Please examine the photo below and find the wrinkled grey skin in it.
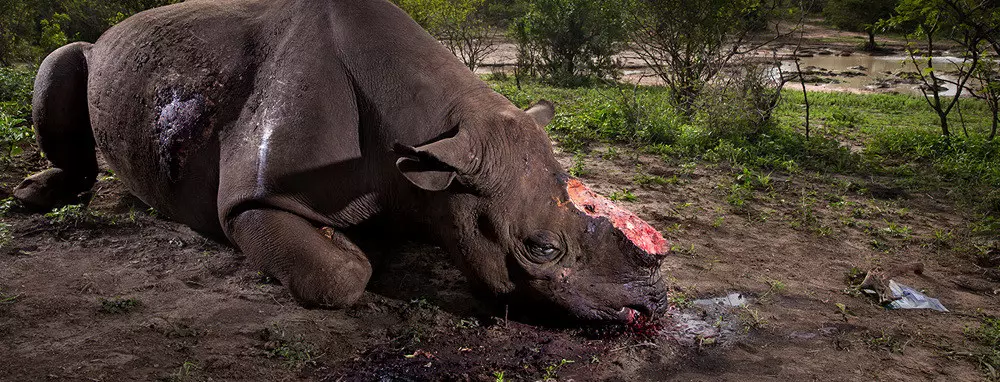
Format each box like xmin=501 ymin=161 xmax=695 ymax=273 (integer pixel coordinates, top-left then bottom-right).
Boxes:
xmin=14 ymin=0 xmax=668 ymax=322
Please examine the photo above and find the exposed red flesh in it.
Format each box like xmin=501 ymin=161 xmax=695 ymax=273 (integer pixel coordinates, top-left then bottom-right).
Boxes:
xmin=565 ymin=179 xmax=668 ymax=255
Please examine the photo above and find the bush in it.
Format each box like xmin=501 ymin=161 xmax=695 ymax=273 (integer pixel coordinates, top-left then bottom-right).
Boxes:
xmin=0 ymin=66 xmax=35 ymax=160
xmin=510 ymin=0 xmax=627 ymax=85
xmin=396 ymin=0 xmax=497 ymax=70
xmin=627 ymin=0 xmax=784 ymax=114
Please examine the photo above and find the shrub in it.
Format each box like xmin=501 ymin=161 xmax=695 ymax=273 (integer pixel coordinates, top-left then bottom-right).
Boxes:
xmin=510 ymin=0 xmax=627 ymax=85
xmin=627 ymin=0 xmax=784 ymax=115
xmin=0 ymin=66 xmax=35 ymax=161
xmin=396 ymin=0 xmax=497 ymax=70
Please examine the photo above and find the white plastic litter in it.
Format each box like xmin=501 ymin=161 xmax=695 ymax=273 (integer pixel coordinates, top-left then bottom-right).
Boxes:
xmin=693 ymin=293 xmax=748 ymax=308
xmin=886 ymin=280 xmax=948 ymax=312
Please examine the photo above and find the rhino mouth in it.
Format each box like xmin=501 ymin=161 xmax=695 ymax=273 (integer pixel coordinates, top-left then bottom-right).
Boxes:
xmin=619 ymin=306 xmax=643 ymax=324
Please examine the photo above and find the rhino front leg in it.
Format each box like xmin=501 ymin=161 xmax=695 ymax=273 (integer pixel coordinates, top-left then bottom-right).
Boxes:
xmin=226 ymin=208 xmax=372 ymax=308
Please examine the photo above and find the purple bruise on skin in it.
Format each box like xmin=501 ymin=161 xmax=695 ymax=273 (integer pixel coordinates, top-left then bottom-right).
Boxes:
xmin=155 ymin=90 xmax=209 ymax=179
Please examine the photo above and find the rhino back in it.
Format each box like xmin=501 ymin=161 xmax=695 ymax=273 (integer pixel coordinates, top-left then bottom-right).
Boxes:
xmin=86 ymin=0 xmax=272 ymax=233
xmin=81 ymin=0 xmax=498 ymax=234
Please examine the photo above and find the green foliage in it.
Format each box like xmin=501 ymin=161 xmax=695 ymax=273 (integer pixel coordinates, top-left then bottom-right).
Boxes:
xmin=39 ymin=13 xmax=71 ymax=55
xmin=541 ymin=358 xmax=574 ymax=380
xmin=0 ymin=66 xmax=35 ymax=161
xmin=98 ymin=296 xmax=141 ymax=314
xmin=628 ymin=0 xmax=782 ymax=113
xmin=0 ymin=0 xmax=181 ymax=64
xmin=510 ymin=0 xmax=627 ymax=85
xmin=44 ymin=204 xmax=111 ymax=225
xmin=396 ymin=0 xmax=496 ymax=70
xmin=0 ymin=222 xmax=12 ymax=248
xmin=0 ymin=113 xmax=31 ymax=158
xmin=608 ymin=188 xmax=637 ymax=202
xmin=262 ymin=325 xmax=318 ymax=368
xmin=966 ymin=317 xmax=1000 ymax=380
xmin=0 ymin=66 xmax=35 ymax=118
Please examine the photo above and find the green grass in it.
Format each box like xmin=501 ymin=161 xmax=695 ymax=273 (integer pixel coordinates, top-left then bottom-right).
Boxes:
xmin=98 ymin=297 xmax=141 ymax=314
xmin=487 ymin=76 xmax=1000 ymax=228
xmin=966 ymin=317 xmax=1000 ymax=380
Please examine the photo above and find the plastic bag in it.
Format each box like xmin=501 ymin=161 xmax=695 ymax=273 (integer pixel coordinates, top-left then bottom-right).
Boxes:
xmin=886 ymin=280 xmax=948 ymax=312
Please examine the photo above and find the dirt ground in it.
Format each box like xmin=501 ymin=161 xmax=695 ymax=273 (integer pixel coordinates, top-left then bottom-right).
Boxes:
xmin=1 ymin=136 xmax=997 ymax=382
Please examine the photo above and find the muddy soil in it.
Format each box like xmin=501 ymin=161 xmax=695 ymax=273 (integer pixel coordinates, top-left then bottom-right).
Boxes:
xmin=1 ymin=142 xmax=997 ymax=381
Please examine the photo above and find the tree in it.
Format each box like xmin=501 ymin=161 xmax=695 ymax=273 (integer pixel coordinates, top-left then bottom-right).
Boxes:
xmin=627 ymin=0 xmax=787 ymax=116
xmin=939 ymin=0 xmax=1000 ymax=140
xmin=397 ymin=0 xmax=497 ymax=71
xmin=0 ymin=0 xmax=180 ymax=64
xmin=890 ymin=0 xmax=989 ymax=138
xmin=510 ymin=0 xmax=628 ymax=85
xmin=823 ymin=0 xmax=899 ymax=51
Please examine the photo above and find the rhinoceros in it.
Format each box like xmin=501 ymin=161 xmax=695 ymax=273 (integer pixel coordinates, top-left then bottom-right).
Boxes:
xmin=14 ymin=0 xmax=670 ymax=323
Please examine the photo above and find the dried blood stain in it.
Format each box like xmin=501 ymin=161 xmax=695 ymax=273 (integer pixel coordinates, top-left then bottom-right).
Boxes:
xmin=565 ymin=178 xmax=668 ymax=255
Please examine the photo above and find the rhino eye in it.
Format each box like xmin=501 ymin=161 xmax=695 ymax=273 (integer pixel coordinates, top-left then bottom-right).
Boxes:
xmin=525 ymin=231 xmax=563 ymax=263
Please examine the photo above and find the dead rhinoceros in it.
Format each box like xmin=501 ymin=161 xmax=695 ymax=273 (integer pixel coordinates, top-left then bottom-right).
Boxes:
xmin=14 ymin=0 xmax=670 ymax=323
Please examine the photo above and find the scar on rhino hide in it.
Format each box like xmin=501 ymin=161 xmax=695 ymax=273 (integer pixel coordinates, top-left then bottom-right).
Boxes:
xmin=155 ymin=90 xmax=212 ymax=180
xmin=564 ymin=178 xmax=669 ymax=255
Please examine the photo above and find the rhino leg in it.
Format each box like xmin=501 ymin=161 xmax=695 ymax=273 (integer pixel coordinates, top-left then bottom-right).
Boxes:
xmin=14 ymin=42 xmax=98 ymax=210
xmin=226 ymin=208 xmax=372 ymax=308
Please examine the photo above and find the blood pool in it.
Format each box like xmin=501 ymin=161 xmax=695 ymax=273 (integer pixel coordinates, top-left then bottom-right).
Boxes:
xmin=565 ymin=178 xmax=668 ymax=255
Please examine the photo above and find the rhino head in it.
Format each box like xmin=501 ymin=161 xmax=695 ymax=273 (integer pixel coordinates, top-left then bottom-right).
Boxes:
xmin=394 ymin=100 xmax=669 ymax=323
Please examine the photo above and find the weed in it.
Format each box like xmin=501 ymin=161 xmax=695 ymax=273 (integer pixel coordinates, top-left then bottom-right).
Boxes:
xmin=966 ymin=317 xmax=1000 ymax=380
xmin=0 ymin=290 xmax=20 ymax=304
xmin=568 ymin=153 xmax=588 ymax=177
xmin=601 ymin=146 xmax=621 ymax=160
xmin=165 ymin=361 xmax=199 ymax=382
xmin=869 ymin=239 xmax=890 ymax=252
xmin=792 ymin=191 xmax=819 ymax=229
xmin=541 ymin=359 xmax=574 ymax=381
xmin=262 ymin=325 xmax=318 ymax=368
xmin=99 ymin=297 xmax=141 ymax=314
xmin=726 ymin=183 xmax=752 ymax=207
xmin=738 ymin=307 xmax=767 ymax=333
xmin=664 ymin=223 xmax=683 ymax=233
xmin=409 ymin=298 xmax=436 ymax=310
xmin=455 ymin=317 xmax=480 ymax=329
xmin=668 ymin=291 xmax=693 ymax=308
xmin=881 ymin=221 xmax=912 ymax=239
xmin=0 ymin=222 xmax=11 ymax=248
xmin=670 ymin=243 xmax=697 ymax=256
xmin=492 ymin=371 xmax=505 ymax=382
xmin=844 ymin=267 xmax=867 ymax=287
xmin=815 ymin=225 xmax=834 ymax=236
xmin=865 ymin=330 xmax=909 ymax=354
xmin=44 ymin=204 xmax=109 ymax=226
xmin=711 ymin=216 xmax=725 ymax=228
xmin=932 ymin=229 xmax=954 ymax=247
xmin=760 ymin=280 xmax=787 ymax=301
xmin=0 ymin=197 xmax=19 ymax=217
xmin=608 ymin=189 xmax=637 ymax=202
xmin=633 ymin=173 xmax=675 ymax=186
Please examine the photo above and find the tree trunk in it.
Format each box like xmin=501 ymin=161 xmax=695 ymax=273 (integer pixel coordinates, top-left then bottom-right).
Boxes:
xmin=939 ymin=112 xmax=950 ymax=137
xmin=990 ymin=108 xmax=998 ymax=141
xmin=866 ymin=31 xmax=877 ymax=51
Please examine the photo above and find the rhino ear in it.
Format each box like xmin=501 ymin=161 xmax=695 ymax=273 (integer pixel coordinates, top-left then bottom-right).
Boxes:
xmin=525 ymin=100 xmax=555 ymax=128
xmin=393 ymin=132 xmax=476 ymax=192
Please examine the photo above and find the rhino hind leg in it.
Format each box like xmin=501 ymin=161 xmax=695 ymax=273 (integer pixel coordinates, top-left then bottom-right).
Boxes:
xmin=14 ymin=42 xmax=98 ymax=210
xmin=227 ymin=208 xmax=373 ymax=308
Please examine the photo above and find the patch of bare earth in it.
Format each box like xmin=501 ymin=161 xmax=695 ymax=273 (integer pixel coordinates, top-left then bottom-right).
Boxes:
xmin=1 ymin=143 xmax=996 ymax=381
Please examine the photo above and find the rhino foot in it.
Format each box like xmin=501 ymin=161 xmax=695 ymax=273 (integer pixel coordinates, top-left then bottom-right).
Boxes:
xmin=227 ymin=208 xmax=373 ymax=309
xmin=13 ymin=168 xmax=93 ymax=211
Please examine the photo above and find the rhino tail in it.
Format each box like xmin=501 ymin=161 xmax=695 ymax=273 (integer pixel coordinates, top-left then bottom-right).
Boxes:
xmin=13 ymin=42 xmax=98 ymax=211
